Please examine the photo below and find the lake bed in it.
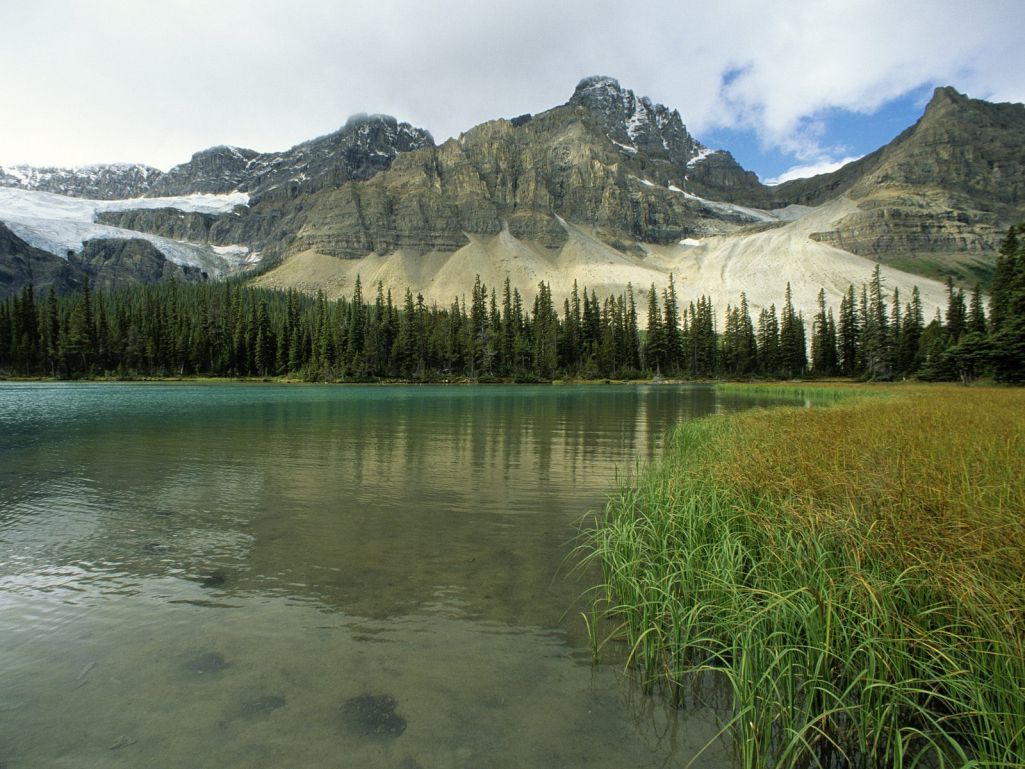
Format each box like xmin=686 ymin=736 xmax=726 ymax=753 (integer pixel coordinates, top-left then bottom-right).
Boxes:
xmin=0 ymin=383 xmax=795 ymax=768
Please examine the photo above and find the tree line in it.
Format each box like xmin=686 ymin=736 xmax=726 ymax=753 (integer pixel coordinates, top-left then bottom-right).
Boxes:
xmin=1 ymin=224 xmax=1023 ymax=383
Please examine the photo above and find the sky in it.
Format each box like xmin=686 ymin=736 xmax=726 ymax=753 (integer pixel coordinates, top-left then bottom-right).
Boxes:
xmin=2 ymin=0 xmax=1023 ymax=184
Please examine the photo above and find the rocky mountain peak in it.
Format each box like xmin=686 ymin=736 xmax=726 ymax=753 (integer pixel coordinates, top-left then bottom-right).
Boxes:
xmin=136 ymin=114 xmax=435 ymax=200
xmin=568 ymin=75 xmax=708 ymax=169
xmin=330 ymin=113 xmax=435 ymax=156
xmin=927 ymin=85 xmax=970 ymax=109
xmin=0 ymin=162 xmax=162 ymax=199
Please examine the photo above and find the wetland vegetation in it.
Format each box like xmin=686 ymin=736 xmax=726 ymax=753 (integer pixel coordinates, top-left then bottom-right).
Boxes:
xmin=584 ymin=384 xmax=1025 ymax=768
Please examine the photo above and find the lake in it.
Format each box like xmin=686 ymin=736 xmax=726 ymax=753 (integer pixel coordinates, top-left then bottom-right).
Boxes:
xmin=0 ymin=383 xmax=792 ymax=768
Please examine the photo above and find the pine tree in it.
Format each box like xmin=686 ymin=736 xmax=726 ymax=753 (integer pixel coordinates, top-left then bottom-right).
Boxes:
xmin=897 ymin=286 xmax=925 ymax=375
xmin=532 ymin=282 xmax=558 ymax=379
xmin=625 ymin=284 xmax=641 ymax=373
xmin=967 ymin=283 xmax=987 ymax=335
xmin=811 ymin=289 xmax=837 ymax=376
xmin=45 ymin=285 xmax=61 ymax=375
xmin=779 ymin=283 xmax=806 ymax=377
xmin=644 ymin=285 xmax=665 ymax=374
xmin=861 ymin=266 xmax=891 ymax=380
xmin=989 ymin=224 xmax=1025 ymax=382
xmin=757 ymin=305 xmax=781 ymax=376
xmin=944 ymin=276 xmax=966 ymax=341
xmin=662 ymin=274 xmax=682 ymax=372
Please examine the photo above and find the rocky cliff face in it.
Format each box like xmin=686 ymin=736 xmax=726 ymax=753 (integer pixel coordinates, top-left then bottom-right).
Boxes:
xmin=285 ymin=78 xmax=774 ymax=260
xmin=147 ymin=114 xmax=434 ymax=200
xmin=0 ymin=163 xmax=161 ymax=200
xmin=0 ymin=115 xmax=433 ymax=203
xmin=0 ymin=222 xmax=77 ymax=296
xmin=72 ymin=239 xmax=207 ymax=291
xmin=0 ymin=222 xmax=204 ymax=298
xmin=567 ymin=76 xmax=764 ymax=201
xmin=3 ymin=79 xmax=1023 ymax=297
xmin=775 ymin=87 xmax=1025 ymax=280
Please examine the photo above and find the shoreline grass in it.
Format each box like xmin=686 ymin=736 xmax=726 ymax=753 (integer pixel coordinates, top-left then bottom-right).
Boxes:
xmin=582 ymin=385 xmax=1025 ymax=768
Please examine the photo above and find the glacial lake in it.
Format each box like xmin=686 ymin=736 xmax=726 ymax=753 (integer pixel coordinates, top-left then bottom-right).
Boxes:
xmin=0 ymin=383 xmax=795 ymax=769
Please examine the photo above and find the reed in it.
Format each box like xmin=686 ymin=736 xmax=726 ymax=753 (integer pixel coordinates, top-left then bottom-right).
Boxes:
xmin=583 ymin=385 xmax=1025 ymax=768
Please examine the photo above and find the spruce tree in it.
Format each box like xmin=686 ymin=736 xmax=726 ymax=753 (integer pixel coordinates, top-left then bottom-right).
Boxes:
xmin=757 ymin=305 xmax=781 ymax=377
xmin=779 ymin=283 xmax=806 ymax=377
xmin=989 ymin=224 xmax=1025 ymax=382
xmin=662 ymin=275 xmax=682 ymax=372
xmin=644 ymin=285 xmax=665 ymax=374
xmin=811 ymin=288 xmax=837 ymax=376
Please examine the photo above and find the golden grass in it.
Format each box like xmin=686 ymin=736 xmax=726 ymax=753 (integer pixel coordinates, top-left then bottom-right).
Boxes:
xmin=585 ymin=383 xmax=1025 ymax=767
xmin=695 ymin=386 xmax=1025 ymax=612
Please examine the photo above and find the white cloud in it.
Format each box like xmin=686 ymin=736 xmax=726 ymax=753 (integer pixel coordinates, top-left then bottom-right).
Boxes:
xmin=0 ymin=0 xmax=1022 ymax=173
xmin=764 ymin=156 xmax=864 ymax=186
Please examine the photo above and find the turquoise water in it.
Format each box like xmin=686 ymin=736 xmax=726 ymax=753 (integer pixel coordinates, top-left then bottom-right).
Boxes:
xmin=0 ymin=383 xmax=791 ymax=768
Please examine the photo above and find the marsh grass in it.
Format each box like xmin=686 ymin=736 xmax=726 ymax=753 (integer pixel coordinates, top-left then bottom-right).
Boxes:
xmin=583 ymin=386 xmax=1025 ymax=768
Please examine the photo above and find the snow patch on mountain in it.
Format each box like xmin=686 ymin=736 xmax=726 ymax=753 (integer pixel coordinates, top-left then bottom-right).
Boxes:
xmin=0 ymin=187 xmax=252 ymax=274
xmin=667 ymin=185 xmax=780 ymax=223
xmin=687 ymin=148 xmax=718 ymax=167
xmin=0 ymin=162 xmax=162 ymax=199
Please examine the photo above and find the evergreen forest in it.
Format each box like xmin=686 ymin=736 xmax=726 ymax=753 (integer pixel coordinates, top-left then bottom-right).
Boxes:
xmin=2 ymin=225 xmax=1024 ymax=383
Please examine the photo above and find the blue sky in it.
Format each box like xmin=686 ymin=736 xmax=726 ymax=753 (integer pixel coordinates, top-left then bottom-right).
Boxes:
xmin=703 ymin=85 xmax=938 ymax=183
xmin=1 ymin=1 xmax=1022 ymax=185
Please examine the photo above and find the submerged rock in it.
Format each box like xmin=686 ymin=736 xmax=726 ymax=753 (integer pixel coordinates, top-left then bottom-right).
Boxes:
xmin=239 ymin=693 xmax=286 ymax=719
xmin=183 ymin=651 xmax=230 ymax=676
xmin=198 ymin=570 xmax=229 ymax=588
xmin=340 ymin=693 xmax=406 ymax=739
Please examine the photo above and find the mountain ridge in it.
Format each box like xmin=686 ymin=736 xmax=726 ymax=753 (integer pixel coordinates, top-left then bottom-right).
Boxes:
xmin=0 ymin=114 xmax=434 ymax=202
xmin=2 ymin=78 xmax=1023 ymax=309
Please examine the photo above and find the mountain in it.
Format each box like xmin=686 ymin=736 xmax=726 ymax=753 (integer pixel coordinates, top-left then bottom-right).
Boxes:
xmin=248 ymin=78 xmax=993 ymax=316
xmin=0 ymin=222 xmax=76 ymax=296
xmin=0 ymin=163 xmax=161 ymax=200
xmin=0 ymin=221 xmax=203 ymax=297
xmin=146 ymin=114 xmax=434 ymax=200
xmin=266 ymin=76 xmax=781 ymax=264
xmin=762 ymin=86 xmax=1025 ymax=283
xmin=0 ymin=115 xmax=434 ymax=295
xmin=0 ymin=114 xmax=433 ymax=202
xmin=2 ymin=78 xmax=1022 ymax=320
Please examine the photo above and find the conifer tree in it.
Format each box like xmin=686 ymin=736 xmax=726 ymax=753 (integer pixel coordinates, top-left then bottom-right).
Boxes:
xmin=644 ymin=285 xmax=665 ymax=374
xmin=662 ymin=274 xmax=682 ymax=372
xmin=837 ymin=285 xmax=859 ymax=376
xmin=811 ymin=289 xmax=837 ymax=376
xmin=989 ymin=224 xmax=1025 ymax=382
xmin=897 ymin=286 xmax=925 ymax=375
xmin=860 ymin=267 xmax=891 ymax=379
xmin=779 ymin=283 xmax=806 ymax=377
xmin=967 ymin=283 xmax=987 ymax=335
xmin=757 ymin=304 xmax=781 ymax=376
xmin=45 ymin=285 xmax=61 ymax=375
xmin=624 ymin=284 xmax=641 ymax=373
xmin=944 ymin=276 xmax=966 ymax=341
xmin=532 ymin=282 xmax=558 ymax=378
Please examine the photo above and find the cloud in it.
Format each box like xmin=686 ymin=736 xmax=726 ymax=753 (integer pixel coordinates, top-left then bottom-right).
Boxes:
xmin=0 ymin=0 xmax=1023 ymax=173
xmin=764 ymin=156 xmax=864 ymax=186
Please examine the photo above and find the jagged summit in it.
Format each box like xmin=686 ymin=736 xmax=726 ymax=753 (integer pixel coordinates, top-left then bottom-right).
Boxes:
xmin=0 ymin=114 xmax=435 ymax=202
xmin=0 ymin=162 xmax=162 ymax=199
xmin=560 ymin=75 xmax=764 ymax=200
xmin=3 ymin=78 xmax=1023 ymax=301
xmin=569 ymin=75 xmax=706 ymax=162
xmin=147 ymin=113 xmax=434 ymax=199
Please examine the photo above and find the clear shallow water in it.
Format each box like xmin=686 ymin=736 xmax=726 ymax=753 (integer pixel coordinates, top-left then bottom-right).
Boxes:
xmin=0 ymin=383 xmax=793 ymax=769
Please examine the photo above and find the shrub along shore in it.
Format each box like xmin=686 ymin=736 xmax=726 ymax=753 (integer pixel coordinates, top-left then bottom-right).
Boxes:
xmin=583 ymin=383 xmax=1025 ymax=768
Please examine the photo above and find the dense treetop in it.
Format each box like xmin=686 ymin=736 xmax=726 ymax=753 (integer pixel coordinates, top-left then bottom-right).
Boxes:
xmin=2 ymin=224 xmax=1023 ymax=383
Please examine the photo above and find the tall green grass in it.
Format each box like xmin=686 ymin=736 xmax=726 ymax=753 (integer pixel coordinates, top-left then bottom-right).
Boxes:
xmin=583 ymin=386 xmax=1025 ymax=768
